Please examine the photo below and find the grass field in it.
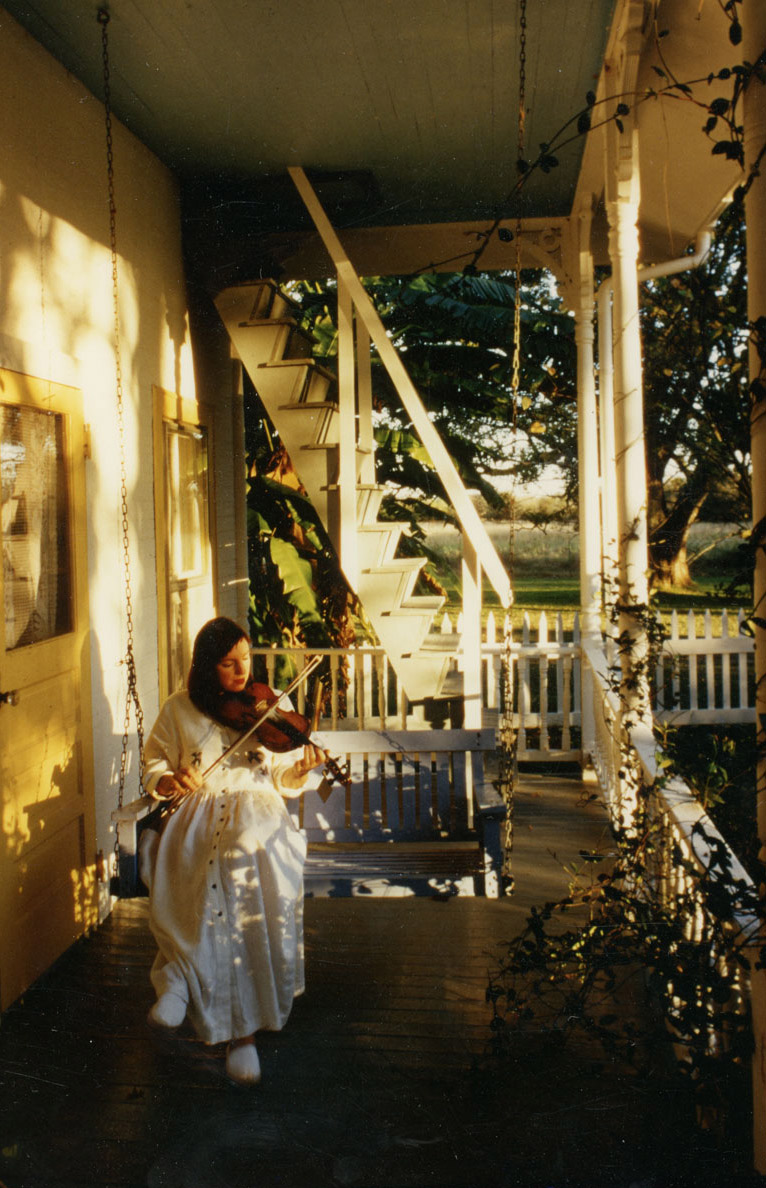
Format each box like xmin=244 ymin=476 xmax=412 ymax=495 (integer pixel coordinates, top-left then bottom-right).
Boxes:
xmin=424 ymin=520 xmax=751 ymax=632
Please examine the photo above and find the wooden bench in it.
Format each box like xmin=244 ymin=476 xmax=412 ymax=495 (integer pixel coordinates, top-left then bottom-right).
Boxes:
xmin=112 ymin=728 xmax=507 ymax=899
xmin=295 ymin=728 xmax=505 ymax=897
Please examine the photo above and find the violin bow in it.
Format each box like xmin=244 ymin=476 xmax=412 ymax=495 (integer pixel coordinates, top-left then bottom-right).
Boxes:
xmin=199 ymin=654 xmax=324 ymax=783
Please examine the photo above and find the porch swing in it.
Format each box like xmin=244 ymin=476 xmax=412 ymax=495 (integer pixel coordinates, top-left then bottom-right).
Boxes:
xmin=107 ymin=6 xmax=514 ymax=899
xmin=95 ymin=13 xmax=326 ymax=896
xmin=97 ymin=12 xmax=345 ymax=895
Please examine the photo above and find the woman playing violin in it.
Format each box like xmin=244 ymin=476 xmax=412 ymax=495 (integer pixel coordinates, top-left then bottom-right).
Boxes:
xmin=141 ymin=616 xmax=325 ymax=1085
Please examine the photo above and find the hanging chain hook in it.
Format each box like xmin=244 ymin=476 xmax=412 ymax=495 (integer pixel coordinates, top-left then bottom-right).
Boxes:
xmin=99 ymin=7 xmax=145 ymax=811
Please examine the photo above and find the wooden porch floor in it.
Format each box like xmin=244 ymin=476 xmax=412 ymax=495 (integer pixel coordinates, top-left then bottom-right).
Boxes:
xmin=0 ymin=774 xmax=748 ymax=1188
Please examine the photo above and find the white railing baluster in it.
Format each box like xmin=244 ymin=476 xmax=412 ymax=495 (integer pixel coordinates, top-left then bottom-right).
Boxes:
xmin=721 ymin=610 xmax=732 ymax=711
xmin=687 ymin=609 xmax=698 ymax=715
xmin=572 ymin=613 xmax=581 ymax=718
xmin=486 ymin=612 xmax=497 ymax=709
xmin=704 ymin=610 xmax=715 ymax=711
xmin=538 ymin=611 xmax=549 ymax=754
xmin=397 ymin=671 xmax=408 ymax=729
xmin=737 ymin=608 xmax=748 ymax=709
xmin=374 ymin=649 xmax=387 ymax=729
xmin=555 ymin=614 xmax=564 ymax=718
xmin=518 ymin=612 xmax=531 ymax=756
xmin=670 ymin=610 xmax=680 ymax=710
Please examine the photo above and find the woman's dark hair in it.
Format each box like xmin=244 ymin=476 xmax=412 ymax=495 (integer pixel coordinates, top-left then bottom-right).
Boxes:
xmin=188 ymin=617 xmax=250 ymax=718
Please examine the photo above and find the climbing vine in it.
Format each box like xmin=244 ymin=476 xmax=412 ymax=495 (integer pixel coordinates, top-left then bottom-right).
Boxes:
xmin=436 ymin=14 xmax=766 ymax=279
xmin=492 ymin=574 xmax=765 ymax=1157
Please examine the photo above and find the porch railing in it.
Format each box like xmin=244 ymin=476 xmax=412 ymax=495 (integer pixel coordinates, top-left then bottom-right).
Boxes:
xmin=253 ymin=606 xmax=755 ymax=760
xmin=251 ymin=609 xmax=581 ymax=757
xmin=581 ymin=636 xmax=759 ymax=1073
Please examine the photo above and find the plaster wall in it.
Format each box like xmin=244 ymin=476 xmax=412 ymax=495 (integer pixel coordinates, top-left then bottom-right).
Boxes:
xmin=0 ymin=9 xmax=242 ymax=910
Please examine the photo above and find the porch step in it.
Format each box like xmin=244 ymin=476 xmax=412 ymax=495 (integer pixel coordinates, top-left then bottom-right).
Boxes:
xmin=357 ymin=522 xmax=404 ymax=569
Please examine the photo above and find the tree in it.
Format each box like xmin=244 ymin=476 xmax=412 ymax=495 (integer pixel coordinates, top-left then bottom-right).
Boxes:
xmin=641 ymin=201 xmax=750 ymax=588
xmin=295 ymin=270 xmax=577 ymax=523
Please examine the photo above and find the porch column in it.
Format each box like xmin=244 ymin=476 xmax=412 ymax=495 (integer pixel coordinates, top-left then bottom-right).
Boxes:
xmin=574 ymin=206 xmax=601 ymax=641
xmin=597 ymin=282 xmax=618 ymax=611
xmin=604 ymin=9 xmax=650 ymax=724
xmin=461 ymin=530 xmax=482 ymax=731
xmin=743 ymin=4 xmax=766 ymax=1171
xmin=336 ymin=276 xmax=358 ymax=586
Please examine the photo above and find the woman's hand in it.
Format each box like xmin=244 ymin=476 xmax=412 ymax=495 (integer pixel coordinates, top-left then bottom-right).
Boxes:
xmin=281 ymin=743 xmax=327 ymax=792
xmin=154 ymin=767 xmax=202 ymax=804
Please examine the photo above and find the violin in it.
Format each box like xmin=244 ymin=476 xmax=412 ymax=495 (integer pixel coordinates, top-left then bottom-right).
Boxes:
xmin=216 ymin=680 xmax=308 ymax=750
xmin=212 ymin=670 xmax=351 ymax=791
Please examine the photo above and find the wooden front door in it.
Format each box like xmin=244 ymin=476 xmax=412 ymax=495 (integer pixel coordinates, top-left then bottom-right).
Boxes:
xmin=153 ymin=387 xmax=216 ymax=702
xmin=0 ymin=369 xmax=95 ymax=1010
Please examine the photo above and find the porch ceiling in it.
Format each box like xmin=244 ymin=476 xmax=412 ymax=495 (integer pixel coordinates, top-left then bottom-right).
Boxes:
xmin=1 ymin=0 xmax=743 ymax=284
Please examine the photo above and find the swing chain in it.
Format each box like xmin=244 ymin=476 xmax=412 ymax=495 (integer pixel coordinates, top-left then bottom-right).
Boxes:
xmin=99 ymin=8 xmax=145 ymax=810
xmin=498 ymin=621 xmax=518 ymax=887
xmin=510 ymin=0 xmax=527 ymax=421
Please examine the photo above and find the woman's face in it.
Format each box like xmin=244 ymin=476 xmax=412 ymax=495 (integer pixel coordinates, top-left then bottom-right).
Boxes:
xmin=215 ymin=637 xmax=251 ymax=693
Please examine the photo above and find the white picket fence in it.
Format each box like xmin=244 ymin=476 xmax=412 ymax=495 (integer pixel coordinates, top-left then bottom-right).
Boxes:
xmin=251 ymin=607 xmax=755 ymax=761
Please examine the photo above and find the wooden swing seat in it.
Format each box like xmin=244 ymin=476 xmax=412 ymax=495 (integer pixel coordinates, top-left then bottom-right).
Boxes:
xmin=111 ymin=728 xmax=506 ymax=899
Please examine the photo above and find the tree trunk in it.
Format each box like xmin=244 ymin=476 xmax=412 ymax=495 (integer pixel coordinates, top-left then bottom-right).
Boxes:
xmin=649 ymin=487 xmax=708 ymax=589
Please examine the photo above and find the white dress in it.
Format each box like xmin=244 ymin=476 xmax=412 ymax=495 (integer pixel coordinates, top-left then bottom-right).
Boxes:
xmin=140 ymin=690 xmax=308 ymax=1045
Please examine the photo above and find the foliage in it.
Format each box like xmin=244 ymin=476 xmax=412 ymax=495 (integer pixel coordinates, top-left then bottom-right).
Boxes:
xmin=487 ymin=803 xmax=758 ymax=1140
xmin=494 ymin=567 xmax=764 ymax=1153
xmin=294 ymin=271 xmax=577 ymax=522
xmin=243 ymin=372 xmax=360 ymax=667
xmin=658 ymin=723 xmax=759 ymax=879
xmin=463 ymin=20 xmax=765 ymax=277
xmin=642 ymin=202 xmax=751 ymax=588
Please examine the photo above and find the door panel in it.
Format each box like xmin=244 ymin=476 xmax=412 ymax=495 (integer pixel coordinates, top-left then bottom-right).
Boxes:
xmin=0 ymin=369 xmax=95 ymax=1010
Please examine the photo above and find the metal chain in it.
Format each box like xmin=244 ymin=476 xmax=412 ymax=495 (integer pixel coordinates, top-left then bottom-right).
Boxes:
xmin=498 ymin=625 xmax=518 ymax=889
xmin=510 ymin=0 xmax=527 ymax=420
xmin=501 ymin=0 xmax=527 ymax=882
xmin=99 ymin=9 xmax=145 ymax=808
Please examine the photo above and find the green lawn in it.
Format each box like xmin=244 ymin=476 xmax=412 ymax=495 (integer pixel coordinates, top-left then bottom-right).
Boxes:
xmin=424 ymin=521 xmax=751 ymax=635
